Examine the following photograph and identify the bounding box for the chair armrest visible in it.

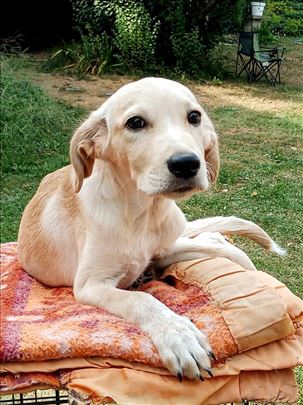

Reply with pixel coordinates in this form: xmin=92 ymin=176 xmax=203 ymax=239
xmin=254 ymin=49 xmax=284 ymax=59
xmin=259 ymin=46 xmax=286 ymax=57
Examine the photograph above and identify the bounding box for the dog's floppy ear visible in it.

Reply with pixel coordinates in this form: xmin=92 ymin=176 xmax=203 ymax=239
xmin=70 ymin=115 xmax=107 ymax=193
xmin=202 ymin=114 xmax=220 ymax=183
xmin=205 ymin=138 xmax=220 ymax=183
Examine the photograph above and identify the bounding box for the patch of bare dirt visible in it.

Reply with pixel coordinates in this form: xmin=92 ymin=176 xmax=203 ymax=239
xmin=27 ymin=39 xmax=303 ymax=115
xmin=31 ymin=72 xmax=132 ymax=110
xmin=190 ymin=83 xmax=302 ymax=114
xmin=30 ymin=71 xmax=302 ymax=115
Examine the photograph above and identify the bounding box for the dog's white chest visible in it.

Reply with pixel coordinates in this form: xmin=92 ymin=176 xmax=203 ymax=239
xmin=114 ymin=229 xmax=160 ymax=288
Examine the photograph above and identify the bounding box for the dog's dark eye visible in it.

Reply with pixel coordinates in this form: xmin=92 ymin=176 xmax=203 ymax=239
xmin=126 ymin=116 xmax=147 ymax=130
xmin=188 ymin=111 xmax=201 ymax=125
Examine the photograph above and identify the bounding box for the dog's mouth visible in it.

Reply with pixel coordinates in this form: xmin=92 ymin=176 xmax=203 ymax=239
xmin=173 ymin=184 xmax=195 ymax=193
xmin=161 ymin=182 xmax=203 ymax=199
xmin=138 ymin=172 xmax=208 ymax=199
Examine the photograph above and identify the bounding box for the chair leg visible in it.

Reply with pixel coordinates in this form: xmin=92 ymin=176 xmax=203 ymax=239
xmin=277 ymin=61 xmax=282 ymax=84
xmin=236 ymin=55 xmax=255 ymax=83
xmin=235 ymin=53 xmax=239 ymax=77
xmin=236 ymin=55 xmax=248 ymax=77
xmin=248 ymin=60 xmax=258 ymax=82
xmin=253 ymin=61 xmax=281 ymax=86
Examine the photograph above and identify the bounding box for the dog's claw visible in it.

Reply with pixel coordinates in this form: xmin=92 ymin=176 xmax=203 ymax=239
xmin=206 ymin=368 xmax=213 ymax=378
xmin=199 ymin=374 xmax=204 ymax=381
xmin=177 ymin=372 xmax=183 ymax=382
xmin=208 ymin=350 xmax=216 ymax=361
xmin=190 ymin=352 xmax=201 ymax=369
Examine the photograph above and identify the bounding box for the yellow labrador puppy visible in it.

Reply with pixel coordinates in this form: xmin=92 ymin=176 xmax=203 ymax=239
xmin=18 ymin=78 xmax=284 ymax=381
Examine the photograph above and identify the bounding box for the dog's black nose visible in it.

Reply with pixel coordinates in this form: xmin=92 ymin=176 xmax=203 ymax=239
xmin=167 ymin=153 xmax=201 ymax=179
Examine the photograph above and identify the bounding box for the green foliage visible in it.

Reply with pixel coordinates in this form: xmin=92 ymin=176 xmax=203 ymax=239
xmin=67 ymin=0 xmax=159 ymax=73
xmin=45 ymin=33 xmax=113 ymax=75
xmin=203 ymin=40 xmax=234 ymax=80
xmin=67 ymin=0 xmax=251 ymax=77
xmin=70 ymin=0 xmax=110 ymax=36
xmin=260 ymin=0 xmax=303 ymax=40
xmin=64 ymin=0 xmax=252 ymax=77
xmin=168 ymin=1 xmax=204 ymax=76
xmin=147 ymin=0 xmax=250 ymax=77
xmin=212 ymin=76 xmax=223 ymax=85
xmin=231 ymin=0 xmax=251 ymax=27
xmin=52 ymin=0 xmax=116 ymax=75
xmin=57 ymin=0 xmax=301 ymax=77
xmin=113 ymin=1 xmax=159 ymax=70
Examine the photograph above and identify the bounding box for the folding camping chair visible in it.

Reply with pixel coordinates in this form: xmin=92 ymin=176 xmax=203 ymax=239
xmin=235 ymin=31 xmax=285 ymax=85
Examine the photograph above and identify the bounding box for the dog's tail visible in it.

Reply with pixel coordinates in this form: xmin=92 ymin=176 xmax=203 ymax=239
xmin=184 ymin=216 xmax=286 ymax=255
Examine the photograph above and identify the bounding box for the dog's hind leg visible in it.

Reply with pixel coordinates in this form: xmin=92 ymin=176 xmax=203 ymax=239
xmin=154 ymin=233 xmax=257 ymax=271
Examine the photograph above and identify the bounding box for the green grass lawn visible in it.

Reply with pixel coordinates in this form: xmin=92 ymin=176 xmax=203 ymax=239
xmin=1 ymin=58 xmax=85 ymax=242
xmin=1 ymin=55 xmax=302 ymax=402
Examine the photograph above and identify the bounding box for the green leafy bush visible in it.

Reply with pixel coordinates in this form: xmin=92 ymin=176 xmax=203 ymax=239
xmin=67 ymin=0 xmax=159 ymax=73
xmin=260 ymin=0 xmax=303 ymax=40
xmin=45 ymin=33 xmax=112 ymax=75
xmin=147 ymin=0 xmax=250 ymax=77
xmin=168 ymin=1 xmax=204 ymax=76
xmin=70 ymin=0 xmax=110 ymax=37
xmin=67 ymin=0 xmax=252 ymax=77
xmin=17 ymin=0 xmax=302 ymax=78
xmin=80 ymin=33 xmax=113 ymax=74
xmin=113 ymin=1 xmax=159 ymax=70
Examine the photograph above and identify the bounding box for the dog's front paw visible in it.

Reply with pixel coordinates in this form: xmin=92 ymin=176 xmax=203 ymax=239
xmin=144 ymin=312 xmax=214 ymax=380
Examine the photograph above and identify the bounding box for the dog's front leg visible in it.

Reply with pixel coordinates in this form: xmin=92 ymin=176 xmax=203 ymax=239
xmin=74 ymin=253 xmax=213 ymax=380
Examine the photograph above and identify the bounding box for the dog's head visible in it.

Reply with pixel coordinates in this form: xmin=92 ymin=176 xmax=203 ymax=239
xmin=70 ymin=77 xmax=219 ymax=198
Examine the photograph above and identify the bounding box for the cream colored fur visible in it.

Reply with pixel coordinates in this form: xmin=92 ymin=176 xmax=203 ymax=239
xmin=18 ymin=78 xmax=284 ymax=380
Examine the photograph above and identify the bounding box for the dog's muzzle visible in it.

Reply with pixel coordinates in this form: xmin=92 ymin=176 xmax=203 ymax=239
xmin=167 ymin=153 xmax=200 ymax=180
xmin=137 ymin=152 xmax=206 ymax=197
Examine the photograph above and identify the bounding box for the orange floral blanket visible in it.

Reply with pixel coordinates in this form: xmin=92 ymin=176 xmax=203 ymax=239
xmin=0 ymin=243 xmax=232 ymax=365
xmin=1 ymin=242 xmax=302 ymax=404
